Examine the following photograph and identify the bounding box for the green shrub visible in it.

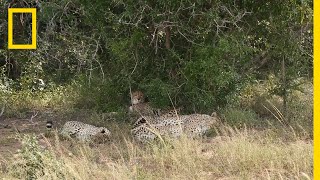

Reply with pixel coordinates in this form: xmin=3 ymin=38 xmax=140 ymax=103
xmin=72 ymin=76 xmax=128 ymax=112
xmin=221 ymin=107 xmax=263 ymax=128
xmin=9 ymin=135 xmax=45 ymax=179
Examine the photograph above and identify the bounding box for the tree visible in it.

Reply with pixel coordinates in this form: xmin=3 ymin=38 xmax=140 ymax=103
xmin=0 ymin=0 xmax=312 ymax=113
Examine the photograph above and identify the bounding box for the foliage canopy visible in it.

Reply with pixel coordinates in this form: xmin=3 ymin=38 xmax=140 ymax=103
xmin=0 ymin=0 xmax=313 ymax=113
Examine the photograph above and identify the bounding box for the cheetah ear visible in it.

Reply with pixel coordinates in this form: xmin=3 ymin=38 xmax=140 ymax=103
xmin=133 ymin=117 xmax=147 ymax=127
xmin=138 ymin=117 xmax=147 ymax=124
xmin=211 ymin=112 xmax=217 ymax=117
xmin=152 ymin=109 xmax=161 ymax=116
xmin=141 ymin=117 xmax=147 ymax=123
xmin=101 ymin=129 xmax=106 ymax=133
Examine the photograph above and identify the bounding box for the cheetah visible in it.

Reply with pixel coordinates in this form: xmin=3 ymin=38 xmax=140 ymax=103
xmin=133 ymin=112 xmax=216 ymax=128
xmin=131 ymin=112 xmax=219 ymax=143
xmin=129 ymin=90 xmax=180 ymax=117
xmin=129 ymin=90 xmax=161 ymax=116
xmin=47 ymin=121 xmax=111 ymax=142
xmin=130 ymin=90 xmax=145 ymax=105
xmin=129 ymin=103 xmax=161 ymax=117
xmin=131 ymin=119 xmax=183 ymax=143
xmin=132 ymin=113 xmax=183 ymax=128
xmin=182 ymin=113 xmax=218 ymax=136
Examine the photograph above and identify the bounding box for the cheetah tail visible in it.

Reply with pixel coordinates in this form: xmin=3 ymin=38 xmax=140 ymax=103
xmin=46 ymin=120 xmax=53 ymax=129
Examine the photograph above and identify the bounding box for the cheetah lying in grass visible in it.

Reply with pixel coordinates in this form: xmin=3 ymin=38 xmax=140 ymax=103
xmin=131 ymin=112 xmax=219 ymax=143
xmin=129 ymin=90 xmax=161 ymax=116
xmin=129 ymin=90 xmax=180 ymax=117
xmin=46 ymin=121 xmax=111 ymax=142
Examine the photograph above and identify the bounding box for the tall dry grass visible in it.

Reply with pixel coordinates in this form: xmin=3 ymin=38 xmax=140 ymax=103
xmin=0 ymin=125 xmax=313 ymax=180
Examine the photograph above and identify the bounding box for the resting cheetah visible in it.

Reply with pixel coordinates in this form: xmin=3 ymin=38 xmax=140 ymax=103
xmin=130 ymin=90 xmax=145 ymax=105
xmin=133 ymin=112 xmax=216 ymax=128
xmin=131 ymin=120 xmax=183 ymax=143
xmin=131 ymin=113 xmax=219 ymax=143
xmin=129 ymin=103 xmax=161 ymax=116
xmin=182 ymin=113 xmax=218 ymax=136
xmin=47 ymin=121 xmax=111 ymax=142
xmin=132 ymin=113 xmax=183 ymax=128
xmin=129 ymin=90 xmax=180 ymax=117
xmin=129 ymin=90 xmax=161 ymax=116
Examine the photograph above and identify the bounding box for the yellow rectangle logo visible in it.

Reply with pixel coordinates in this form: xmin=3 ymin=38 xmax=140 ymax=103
xmin=8 ymin=8 xmax=37 ymax=49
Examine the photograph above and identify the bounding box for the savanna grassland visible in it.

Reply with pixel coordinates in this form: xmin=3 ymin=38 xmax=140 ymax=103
xmin=0 ymin=0 xmax=313 ymax=179
xmin=0 ymin=80 xmax=313 ymax=180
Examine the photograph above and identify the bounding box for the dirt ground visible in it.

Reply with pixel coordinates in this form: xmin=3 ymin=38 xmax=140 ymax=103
xmin=0 ymin=110 xmax=89 ymax=157
xmin=0 ymin=110 xmax=131 ymax=160
xmin=0 ymin=115 xmax=46 ymax=157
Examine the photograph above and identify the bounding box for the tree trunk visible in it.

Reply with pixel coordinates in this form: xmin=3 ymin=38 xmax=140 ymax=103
xmin=165 ymin=26 xmax=170 ymax=49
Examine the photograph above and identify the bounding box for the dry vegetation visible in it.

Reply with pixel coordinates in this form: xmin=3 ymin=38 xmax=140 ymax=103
xmin=0 ymin=127 xmax=312 ymax=180
xmin=0 ymin=81 xmax=313 ymax=180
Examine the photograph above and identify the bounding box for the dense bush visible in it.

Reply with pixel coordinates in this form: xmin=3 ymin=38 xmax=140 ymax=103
xmin=0 ymin=0 xmax=313 ymax=114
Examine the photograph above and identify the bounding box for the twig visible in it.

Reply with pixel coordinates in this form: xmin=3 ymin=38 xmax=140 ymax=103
xmin=177 ymin=29 xmax=201 ymax=46
xmin=0 ymin=104 xmax=5 ymax=117
xmin=30 ymin=111 xmax=38 ymax=123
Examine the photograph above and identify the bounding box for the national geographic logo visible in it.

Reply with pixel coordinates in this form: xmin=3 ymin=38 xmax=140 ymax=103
xmin=7 ymin=8 xmax=37 ymax=49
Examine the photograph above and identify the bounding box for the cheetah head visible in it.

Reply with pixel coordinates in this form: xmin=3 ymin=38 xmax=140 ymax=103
xmin=92 ymin=127 xmax=111 ymax=143
xmin=131 ymin=91 xmax=145 ymax=105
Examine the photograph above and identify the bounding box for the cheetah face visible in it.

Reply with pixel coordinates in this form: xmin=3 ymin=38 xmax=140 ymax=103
xmin=131 ymin=91 xmax=145 ymax=105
